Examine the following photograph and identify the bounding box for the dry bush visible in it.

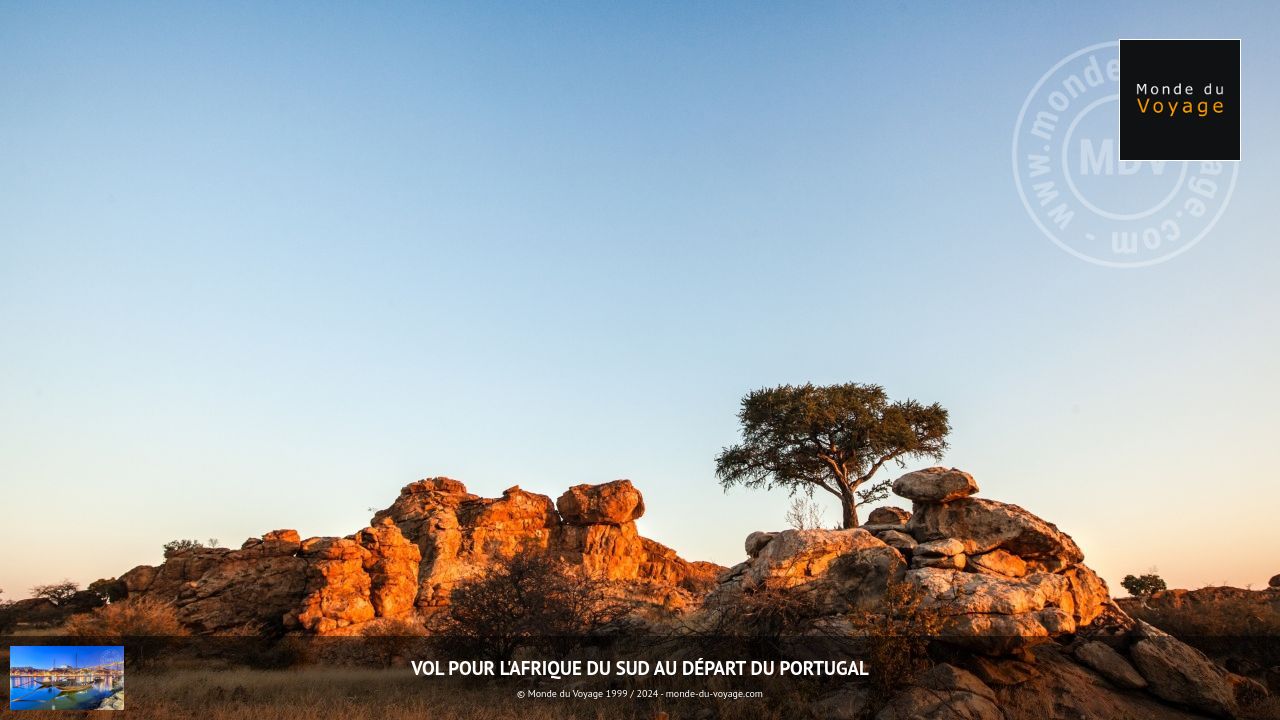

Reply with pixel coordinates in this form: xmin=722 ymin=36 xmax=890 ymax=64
xmin=63 ymin=596 xmax=188 ymax=637
xmin=432 ymin=552 xmax=632 ymax=662
xmin=63 ymin=596 xmax=189 ymax=669
xmin=844 ymin=578 xmax=944 ymax=702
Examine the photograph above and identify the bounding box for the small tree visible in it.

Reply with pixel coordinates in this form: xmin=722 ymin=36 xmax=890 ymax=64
xmin=30 ymin=580 xmax=79 ymax=606
xmin=716 ymin=383 xmax=950 ymax=528
xmin=1122 ymin=573 xmax=1167 ymax=598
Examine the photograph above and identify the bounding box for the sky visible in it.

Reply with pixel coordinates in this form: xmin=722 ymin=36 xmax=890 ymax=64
xmin=1 ymin=1 xmax=1278 ymax=600
xmin=9 ymin=645 xmax=123 ymax=670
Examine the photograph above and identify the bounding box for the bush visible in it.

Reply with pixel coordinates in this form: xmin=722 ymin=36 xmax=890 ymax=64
xmin=63 ymin=597 xmax=189 ymax=669
xmin=432 ymin=552 xmax=631 ymax=662
xmin=64 ymin=596 xmax=188 ymax=637
xmin=163 ymin=539 xmax=205 ymax=556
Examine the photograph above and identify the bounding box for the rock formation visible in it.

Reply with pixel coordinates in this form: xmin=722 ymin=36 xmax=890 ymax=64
xmin=101 ymin=466 xmax=1271 ymax=717
xmin=711 ymin=467 xmax=1269 ymax=718
xmin=117 ymin=478 xmax=717 ymax=634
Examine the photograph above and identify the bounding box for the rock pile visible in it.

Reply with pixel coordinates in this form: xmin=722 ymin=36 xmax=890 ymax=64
xmin=714 ymin=467 xmax=1268 ymax=718
xmin=117 ymin=478 xmax=718 ymax=634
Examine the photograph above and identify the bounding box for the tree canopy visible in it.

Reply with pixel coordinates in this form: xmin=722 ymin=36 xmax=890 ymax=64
xmin=715 ymin=382 xmax=950 ymax=528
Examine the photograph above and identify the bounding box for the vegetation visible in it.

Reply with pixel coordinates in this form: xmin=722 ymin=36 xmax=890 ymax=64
xmin=1121 ymin=572 xmax=1168 ymax=598
xmin=64 ymin=596 xmax=188 ymax=637
xmin=30 ymin=579 xmax=79 ymax=606
xmin=784 ymin=494 xmax=828 ymax=530
xmin=89 ymin=577 xmax=128 ymax=603
xmin=163 ymin=538 xmax=207 ymax=555
xmin=432 ymin=552 xmax=631 ymax=662
xmin=716 ymin=382 xmax=950 ymax=527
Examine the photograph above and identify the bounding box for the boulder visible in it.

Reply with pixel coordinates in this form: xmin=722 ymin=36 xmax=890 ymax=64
xmin=119 ymin=564 xmax=158 ymax=596
xmin=892 ymin=467 xmax=979 ymax=503
xmin=745 ymin=531 xmax=777 ymax=558
xmin=908 ymin=497 xmax=1084 ymax=569
xmin=992 ymin=645 xmax=1218 ymax=720
xmin=907 ymin=568 xmax=1078 ymax=654
xmin=1073 ymin=640 xmax=1147 ymax=689
xmin=967 ymin=549 xmax=1028 ymax=578
xmin=1270 ymin=574 xmax=1280 ymax=589
xmin=1129 ymin=621 xmax=1238 ymax=718
xmin=912 ymin=538 xmax=966 ymax=570
xmin=730 ymin=529 xmax=905 ymax=613
xmin=556 ymin=479 xmax=645 ymax=525
xmin=876 ymin=664 xmax=1001 ymax=720
xmin=874 ymin=529 xmax=917 ymax=553
xmin=866 ymin=506 xmax=911 ymax=526
xmin=914 ymin=553 xmax=966 ymax=570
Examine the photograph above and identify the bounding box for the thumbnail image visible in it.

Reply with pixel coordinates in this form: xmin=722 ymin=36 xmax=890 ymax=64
xmin=8 ymin=645 xmax=124 ymax=711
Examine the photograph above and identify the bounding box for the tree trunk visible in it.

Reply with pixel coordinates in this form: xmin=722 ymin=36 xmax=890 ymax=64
xmin=839 ymin=485 xmax=858 ymax=529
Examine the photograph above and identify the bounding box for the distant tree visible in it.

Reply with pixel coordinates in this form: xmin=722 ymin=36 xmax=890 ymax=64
xmin=1122 ymin=573 xmax=1168 ymax=598
xmin=30 ymin=580 xmax=79 ymax=606
xmin=163 ymin=539 xmax=205 ymax=556
xmin=784 ymin=494 xmax=827 ymax=530
xmin=434 ymin=552 xmax=630 ymax=662
xmin=716 ymin=383 xmax=951 ymax=528
xmin=207 ymin=538 xmax=221 ymax=549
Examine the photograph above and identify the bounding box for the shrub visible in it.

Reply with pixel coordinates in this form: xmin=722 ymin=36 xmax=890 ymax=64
xmin=63 ymin=597 xmax=189 ymax=669
xmin=163 ymin=539 xmax=205 ymax=556
xmin=432 ymin=552 xmax=631 ymax=662
xmin=64 ymin=596 xmax=188 ymax=637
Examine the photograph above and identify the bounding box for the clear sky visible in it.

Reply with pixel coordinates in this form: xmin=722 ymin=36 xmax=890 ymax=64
xmin=2 ymin=2 xmax=1277 ymax=600
xmin=9 ymin=645 xmax=123 ymax=670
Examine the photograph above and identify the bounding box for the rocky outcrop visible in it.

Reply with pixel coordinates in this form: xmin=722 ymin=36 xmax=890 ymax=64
xmin=1270 ymin=574 xmax=1280 ymax=589
xmin=369 ymin=478 xmax=717 ymax=610
xmin=124 ymin=478 xmax=716 ymax=633
xmin=713 ymin=529 xmax=905 ymax=614
xmin=708 ymin=466 xmax=1266 ymax=719
xmin=908 ymin=497 xmax=1084 ymax=573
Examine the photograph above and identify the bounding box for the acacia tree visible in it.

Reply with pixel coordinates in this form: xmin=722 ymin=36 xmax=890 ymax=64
xmin=30 ymin=580 xmax=79 ymax=607
xmin=715 ymin=383 xmax=950 ymax=528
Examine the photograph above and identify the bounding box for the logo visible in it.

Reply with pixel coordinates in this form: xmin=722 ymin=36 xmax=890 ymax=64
xmin=1012 ymin=42 xmax=1238 ymax=268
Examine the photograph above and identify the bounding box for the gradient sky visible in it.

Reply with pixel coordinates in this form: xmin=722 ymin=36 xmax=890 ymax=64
xmin=2 ymin=2 xmax=1278 ymax=600
xmin=9 ymin=645 xmax=123 ymax=670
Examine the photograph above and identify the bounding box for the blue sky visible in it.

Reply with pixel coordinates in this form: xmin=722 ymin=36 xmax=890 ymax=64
xmin=2 ymin=2 xmax=1278 ymax=598
xmin=9 ymin=646 xmax=123 ymax=670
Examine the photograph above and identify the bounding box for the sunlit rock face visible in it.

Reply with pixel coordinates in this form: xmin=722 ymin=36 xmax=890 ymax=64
xmin=125 ymin=477 xmax=719 ymax=633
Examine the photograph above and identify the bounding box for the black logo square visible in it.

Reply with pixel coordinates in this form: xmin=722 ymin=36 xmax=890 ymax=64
xmin=1119 ymin=39 xmax=1240 ymax=161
